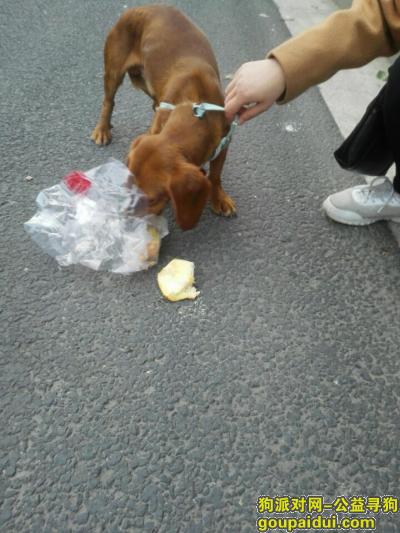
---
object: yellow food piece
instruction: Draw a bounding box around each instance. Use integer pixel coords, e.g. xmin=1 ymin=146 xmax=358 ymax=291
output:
xmin=146 ymin=227 xmax=161 ymax=264
xmin=139 ymin=226 xmax=161 ymax=265
xmin=157 ymin=259 xmax=200 ymax=302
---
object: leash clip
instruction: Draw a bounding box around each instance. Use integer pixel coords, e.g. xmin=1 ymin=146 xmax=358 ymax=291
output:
xmin=192 ymin=103 xmax=207 ymax=119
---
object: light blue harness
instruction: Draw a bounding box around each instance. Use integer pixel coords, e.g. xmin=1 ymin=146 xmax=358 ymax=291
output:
xmin=158 ymin=101 xmax=237 ymax=161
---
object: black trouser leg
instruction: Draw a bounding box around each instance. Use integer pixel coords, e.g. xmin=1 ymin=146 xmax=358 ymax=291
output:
xmin=383 ymin=56 xmax=400 ymax=193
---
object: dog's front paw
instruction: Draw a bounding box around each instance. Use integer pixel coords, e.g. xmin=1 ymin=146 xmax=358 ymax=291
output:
xmin=211 ymin=190 xmax=236 ymax=217
xmin=91 ymin=124 xmax=112 ymax=145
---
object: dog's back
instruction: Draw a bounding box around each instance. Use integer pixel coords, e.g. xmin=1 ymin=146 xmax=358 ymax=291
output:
xmin=112 ymin=5 xmax=221 ymax=99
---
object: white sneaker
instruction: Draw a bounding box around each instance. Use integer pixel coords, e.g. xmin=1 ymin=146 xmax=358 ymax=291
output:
xmin=322 ymin=177 xmax=400 ymax=225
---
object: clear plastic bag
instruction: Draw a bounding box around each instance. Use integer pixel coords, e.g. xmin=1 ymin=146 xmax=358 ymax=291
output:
xmin=24 ymin=158 xmax=168 ymax=274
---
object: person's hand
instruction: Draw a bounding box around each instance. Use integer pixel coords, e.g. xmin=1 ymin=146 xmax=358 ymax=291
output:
xmin=225 ymin=58 xmax=286 ymax=124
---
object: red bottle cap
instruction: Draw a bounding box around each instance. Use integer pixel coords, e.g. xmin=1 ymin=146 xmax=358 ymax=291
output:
xmin=63 ymin=171 xmax=92 ymax=194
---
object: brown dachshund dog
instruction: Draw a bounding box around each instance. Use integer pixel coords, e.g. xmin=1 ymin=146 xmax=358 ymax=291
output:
xmin=91 ymin=4 xmax=236 ymax=230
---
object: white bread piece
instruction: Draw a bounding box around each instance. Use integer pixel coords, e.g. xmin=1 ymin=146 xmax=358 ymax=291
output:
xmin=157 ymin=259 xmax=200 ymax=302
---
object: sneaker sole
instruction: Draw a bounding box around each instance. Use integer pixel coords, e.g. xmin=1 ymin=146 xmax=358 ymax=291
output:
xmin=322 ymin=196 xmax=400 ymax=226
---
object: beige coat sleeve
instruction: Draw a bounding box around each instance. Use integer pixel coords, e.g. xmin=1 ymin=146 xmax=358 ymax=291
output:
xmin=269 ymin=0 xmax=400 ymax=103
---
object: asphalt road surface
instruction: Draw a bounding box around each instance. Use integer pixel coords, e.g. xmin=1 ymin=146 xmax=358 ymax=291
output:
xmin=1 ymin=1 xmax=400 ymax=532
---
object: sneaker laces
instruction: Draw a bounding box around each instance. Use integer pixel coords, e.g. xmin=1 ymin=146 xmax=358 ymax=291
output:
xmin=362 ymin=176 xmax=397 ymax=213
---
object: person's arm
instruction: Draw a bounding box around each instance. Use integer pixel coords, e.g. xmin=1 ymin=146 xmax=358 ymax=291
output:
xmin=271 ymin=0 xmax=400 ymax=103
xmin=225 ymin=0 xmax=400 ymax=123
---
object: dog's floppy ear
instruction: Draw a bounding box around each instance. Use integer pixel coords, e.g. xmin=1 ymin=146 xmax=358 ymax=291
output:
xmin=168 ymin=162 xmax=211 ymax=230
